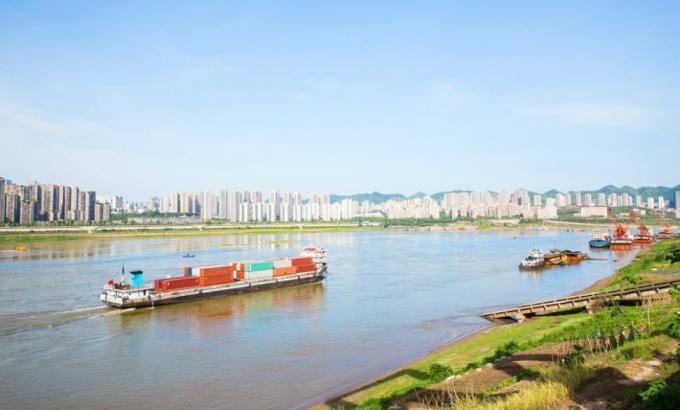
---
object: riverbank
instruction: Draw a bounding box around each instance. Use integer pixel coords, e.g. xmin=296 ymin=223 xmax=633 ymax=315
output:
xmin=0 ymin=223 xmax=375 ymax=245
xmin=318 ymin=237 xmax=680 ymax=409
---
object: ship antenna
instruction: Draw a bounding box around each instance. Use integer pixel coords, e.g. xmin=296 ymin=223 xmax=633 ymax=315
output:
xmin=121 ymin=263 xmax=125 ymax=284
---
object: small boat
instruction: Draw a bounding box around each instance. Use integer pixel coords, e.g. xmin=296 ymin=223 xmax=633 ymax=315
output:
xmin=519 ymin=248 xmax=545 ymax=269
xmin=182 ymin=253 xmax=196 ymax=258
xmin=15 ymin=246 xmax=29 ymax=252
xmin=589 ymin=231 xmax=610 ymax=248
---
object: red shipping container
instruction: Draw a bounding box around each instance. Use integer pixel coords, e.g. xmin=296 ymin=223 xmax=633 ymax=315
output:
xmin=295 ymin=264 xmax=317 ymax=273
xmin=155 ymin=276 xmax=200 ymax=291
xmin=183 ymin=267 xmax=190 ymax=277
xmin=291 ymin=257 xmax=314 ymax=267
xmin=236 ymin=270 xmax=245 ymax=280
xmin=273 ymin=266 xmax=297 ymax=277
xmin=199 ymin=275 xmax=232 ymax=286
xmin=198 ymin=265 xmax=233 ymax=277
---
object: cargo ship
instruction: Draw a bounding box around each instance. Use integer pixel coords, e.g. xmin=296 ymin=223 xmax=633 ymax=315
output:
xmin=610 ymin=223 xmax=634 ymax=249
xmin=519 ymin=248 xmax=589 ymax=270
xmin=633 ymin=223 xmax=655 ymax=244
xmin=100 ymin=247 xmax=327 ymax=309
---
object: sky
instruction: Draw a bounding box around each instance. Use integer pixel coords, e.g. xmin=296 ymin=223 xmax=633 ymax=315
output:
xmin=1 ymin=1 xmax=679 ymax=200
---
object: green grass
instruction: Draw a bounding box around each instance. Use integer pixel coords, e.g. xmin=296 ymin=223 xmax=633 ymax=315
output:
xmin=606 ymin=237 xmax=680 ymax=290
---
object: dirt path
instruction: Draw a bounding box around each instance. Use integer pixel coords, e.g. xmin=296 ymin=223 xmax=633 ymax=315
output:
xmin=388 ymin=343 xmax=567 ymax=409
xmin=558 ymin=340 xmax=678 ymax=410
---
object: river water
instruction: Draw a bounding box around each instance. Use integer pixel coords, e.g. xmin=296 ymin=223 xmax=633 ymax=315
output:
xmin=0 ymin=230 xmax=630 ymax=409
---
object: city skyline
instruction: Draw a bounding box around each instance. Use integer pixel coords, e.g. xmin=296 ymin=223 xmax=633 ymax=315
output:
xmin=2 ymin=2 xmax=680 ymax=198
xmin=2 ymin=174 xmax=678 ymax=226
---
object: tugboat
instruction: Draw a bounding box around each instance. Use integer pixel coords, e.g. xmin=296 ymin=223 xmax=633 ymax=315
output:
xmin=633 ymin=223 xmax=655 ymax=244
xmin=589 ymin=231 xmax=611 ymax=248
xmin=610 ymin=223 xmax=634 ymax=249
xmin=519 ymin=248 xmax=545 ymax=270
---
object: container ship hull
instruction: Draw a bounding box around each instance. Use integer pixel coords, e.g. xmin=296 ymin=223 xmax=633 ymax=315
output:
xmin=100 ymin=269 xmax=325 ymax=309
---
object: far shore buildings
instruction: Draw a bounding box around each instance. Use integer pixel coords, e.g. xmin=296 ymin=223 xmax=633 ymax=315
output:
xmin=3 ymin=177 xmax=679 ymax=224
xmin=0 ymin=177 xmax=110 ymax=224
xmin=579 ymin=206 xmax=608 ymax=218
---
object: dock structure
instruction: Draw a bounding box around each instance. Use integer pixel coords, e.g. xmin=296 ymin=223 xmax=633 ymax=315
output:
xmin=482 ymin=280 xmax=680 ymax=322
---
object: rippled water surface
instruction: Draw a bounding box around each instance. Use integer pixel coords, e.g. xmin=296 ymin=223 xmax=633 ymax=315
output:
xmin=0 ymin=230 xmax=630 ymax=409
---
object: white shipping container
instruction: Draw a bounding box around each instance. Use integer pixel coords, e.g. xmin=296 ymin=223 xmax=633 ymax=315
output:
xmin=245 ymin=269 xmax=273 ymax=281
xmin=273 ymin=259 xmax=293 ymax=268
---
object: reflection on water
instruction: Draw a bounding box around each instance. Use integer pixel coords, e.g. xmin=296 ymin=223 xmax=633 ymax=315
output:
xmin=0 ymin=230 xmax=635 ymax=409
xmin=109 ymin=283 xmax=326 ymax=336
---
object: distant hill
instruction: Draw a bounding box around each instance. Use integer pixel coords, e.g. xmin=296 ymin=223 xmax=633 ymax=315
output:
xmin=331 ymin=185 xmax=680 ymax=207
xmin=330 ymin=192 xmax=406 ymax=204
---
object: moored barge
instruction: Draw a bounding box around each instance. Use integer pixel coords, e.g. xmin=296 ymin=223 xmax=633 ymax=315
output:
xmin=100 ymin=247 xmax=327 ymax=309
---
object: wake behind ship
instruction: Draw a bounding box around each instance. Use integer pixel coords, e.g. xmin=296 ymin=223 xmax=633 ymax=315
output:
xmin=100 ymin=247 xmax=327 ymax=308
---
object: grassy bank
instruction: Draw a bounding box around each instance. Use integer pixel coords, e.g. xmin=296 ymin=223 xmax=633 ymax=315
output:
xmin=326 ymin=314 xmax=591 ymax=409
xmin=606 ymin=237 xmax=680 ymax=290
xmin=325 ymin=237 xmax=680 ymax=409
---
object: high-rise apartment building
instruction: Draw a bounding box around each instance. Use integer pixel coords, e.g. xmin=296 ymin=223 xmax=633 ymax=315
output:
xmin=227 ymin=191 xmax=241 ymax=222
xmin=78 ymin=191 xmax=96 ymax=221
xmin=20 ymin=200 xmax=35 ymax=224
xmin=658 ymin=196 xmax=666 ymax=209
xmin=6 ymin=193 xmax=20 ymax=223
xmin=0 ymin=177 xmax=5 ymax=223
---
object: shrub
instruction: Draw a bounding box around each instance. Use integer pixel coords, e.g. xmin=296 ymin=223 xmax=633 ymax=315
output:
xmin=495 ymin=341 xmax=520 ymax=358
xmin=563 ymin=344 xmax=585 ymax=368
xmin=667 ymin=245 xmax=680 ymax=264
xmin=428 ymin=363 xmax=454 ymax=383
xmin=636 ymin=379 xmax=680 ymax=409
xmin=667 ymin=316 xmax=680 ymax=338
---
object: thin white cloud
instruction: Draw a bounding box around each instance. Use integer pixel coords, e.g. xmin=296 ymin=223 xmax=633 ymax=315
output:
xmin=0 ymin=94 xmax=109 ymax=144
xmin=0 ymin=99 xmax=62 ymax=134
xmin=512 ymin=103 xmax=669 ymax=127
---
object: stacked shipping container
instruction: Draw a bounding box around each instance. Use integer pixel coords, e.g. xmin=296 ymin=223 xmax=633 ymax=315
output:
xmin=155 ymin=276 xmax=200 ymax=292
xmin=154 ymin=257 xmax=318 ymax=291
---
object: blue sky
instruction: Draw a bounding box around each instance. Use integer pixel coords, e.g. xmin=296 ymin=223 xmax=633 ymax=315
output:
xmin=1 ymin=1 xmax=679 ymax=199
